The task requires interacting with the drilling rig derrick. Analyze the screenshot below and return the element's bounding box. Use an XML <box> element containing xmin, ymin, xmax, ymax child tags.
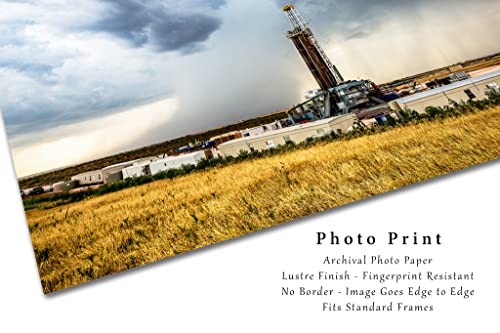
<box><xmin>283</xmin><ymin>4</ymin><xmax>344</xmax><ymax>91</ymax></box>
<box><xmin>282</xmin><ymin>5</ymin><xmax>389</xmax><ymax>120</ymax></box>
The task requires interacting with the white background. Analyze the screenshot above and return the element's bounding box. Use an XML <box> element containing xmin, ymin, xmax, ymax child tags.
<box><xmin>0</xmin><ymin>114</ymin><xmax>498</xmax><ymax>332</ymax></box>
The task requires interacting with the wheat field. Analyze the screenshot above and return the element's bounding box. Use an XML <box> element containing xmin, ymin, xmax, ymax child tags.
<box><xmin>27</xmin><ymin>107</ymin><xmax>500</xmax><ymax>293</ymax></box>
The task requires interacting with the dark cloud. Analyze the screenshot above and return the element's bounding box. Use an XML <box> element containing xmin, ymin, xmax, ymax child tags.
<box><xmin>148</xmin><ymin>14</ymin><xmax>221</xmax><ymax>52</ymax></box>
<box><xmin>0</xmin><ymin>0</ymin><xmax>227</xmax><ymax>137</ymax></box>
<box><xmin>91</xmin><ymin>0</ymin><xmax>225</xmax><ymax>52</ymax></box>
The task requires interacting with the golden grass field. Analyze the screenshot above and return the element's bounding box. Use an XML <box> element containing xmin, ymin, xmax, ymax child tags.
<box><xmin>27</xmin><ymin>107</ymin><xmax>500</xmax><ymax>293</ymax></box>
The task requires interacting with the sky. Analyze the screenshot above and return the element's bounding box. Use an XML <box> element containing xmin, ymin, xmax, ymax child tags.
<box><xmin>1</xmin><ymin>0</ymin><xmax>499</xmax><ymax>177</ymax></box>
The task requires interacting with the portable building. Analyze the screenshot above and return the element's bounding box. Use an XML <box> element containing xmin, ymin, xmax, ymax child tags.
<box><xmin>118</xmin><ymin>157</ymin><xmax>160</xmax><ymax>180</ymax></box>
<box><xmin>217</xmin><ymin>114</ymin><xmax>358</xmax><ymax>158</ymax></box>
<box><xmin>71</xmin><ymin>170</ymin><xmax>104</xmax><ymax>186</ymax></box>
<box><xmin>149</xmin><ymin>151</ymin><xmax>207</xmax><ymax>175</ymax></box>
<box><xmin>389</xmin><ymin>70</ymin><xmax>500</xmax><ymax>114</ymax></box>
<box><xmin>122</xmin><ymin>163</ymin><xmax>151</xmax><ymax>180</ymax></box>
<box><xmin>241</xmin><ymin>126</ymin><xmax>266</xmax><ymax>137</ymax></box>
<box><xmin>101</xmin><ymin>161</ymin><xmax>135</xmax><ymax>184</ymax></box>
<box><xmin>241</xmin><ymin>121</ymin><xmax>283</xmax><ymax>138</ymax></box>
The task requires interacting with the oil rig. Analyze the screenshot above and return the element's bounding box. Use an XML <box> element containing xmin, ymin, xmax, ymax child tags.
<box><xmin>283</xmin><ymin>4</ymin><xmax>343</xmax><ymax>91</ymax></box>
<box><xmin>282</xmin><ymin>4</ymin><xmax>389</xmax><ymax>122</ymax></box>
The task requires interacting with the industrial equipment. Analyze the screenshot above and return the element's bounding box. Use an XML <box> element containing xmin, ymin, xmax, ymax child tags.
<box><xmin>283</xmin><ymin>4</ymin><xmax>343</xmax><ymax>90</ymax></box>
<box><xmin>282</xmin><ymin>4</ymin><xmax>389</xmax><ymax>119</ymax></box>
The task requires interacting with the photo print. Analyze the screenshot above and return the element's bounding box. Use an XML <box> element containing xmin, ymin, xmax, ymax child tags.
<box><xmin>1</xmin><ymin>0</ymin><xmax>499</xmax><ymax>293</ymax></box>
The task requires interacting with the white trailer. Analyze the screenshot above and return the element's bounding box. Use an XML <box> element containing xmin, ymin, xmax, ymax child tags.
<box><xmin>71</xmin><ymin>170</ymin><xmax>104</xmax><ymax>185</ymax></box>
<box><xmin>389</xmin><ymin>70</ymin><xmax>500</xmax><ymax>114</ymax></box>
<box><xmin>149</xmin><ymin>151</ymin><xmax>207</xmax><ymax>175</ymax></box>
<box><xmin>217</xmin><ymin>114</ymin><xmax>357</xmax><ymax>158</ymax></box>
<box><xmin>122</xmin><ymin>163</ymin><xmax>151</xmax><ymax>180</ymax></box>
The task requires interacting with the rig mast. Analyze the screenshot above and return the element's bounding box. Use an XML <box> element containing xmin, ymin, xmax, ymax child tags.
<box><xmin>283</xmin><ymin>4</ymin><xmax>344</xmax><ymax>91</ymax></box>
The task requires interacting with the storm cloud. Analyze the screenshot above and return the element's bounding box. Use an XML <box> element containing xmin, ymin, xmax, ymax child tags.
<box><xmin>0</xmin><ymin>0</ymin><xmax>227</xmax><ymax>138</ymax></box>
<box><xmin>91</xmin><ymin>0</ymin><xmax>225</xmax><ymax>52</ymax></box>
